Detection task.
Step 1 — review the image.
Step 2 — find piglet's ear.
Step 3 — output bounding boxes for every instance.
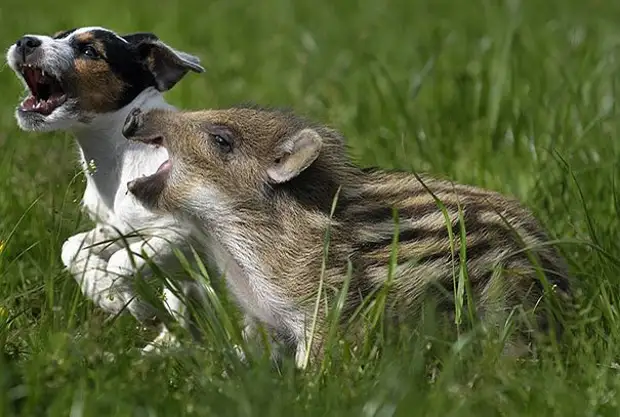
[267,128,323,184]
[124,32,205,91]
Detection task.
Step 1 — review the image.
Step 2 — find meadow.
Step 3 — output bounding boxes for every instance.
[1,0,620,415]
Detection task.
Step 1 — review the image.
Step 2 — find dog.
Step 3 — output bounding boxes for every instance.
[6,26,210,352]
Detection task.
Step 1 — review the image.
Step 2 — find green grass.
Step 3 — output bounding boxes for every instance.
[1,0,620,414]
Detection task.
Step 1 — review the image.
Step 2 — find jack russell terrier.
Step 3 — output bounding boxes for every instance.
[6,26,211,352]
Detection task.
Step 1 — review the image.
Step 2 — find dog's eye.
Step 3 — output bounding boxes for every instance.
[82,45,100,59]
[212,134,232,153]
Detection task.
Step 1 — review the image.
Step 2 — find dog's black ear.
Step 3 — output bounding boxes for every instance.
[122,32,159,44]
[124,32,205,91]
[52,28,77,39]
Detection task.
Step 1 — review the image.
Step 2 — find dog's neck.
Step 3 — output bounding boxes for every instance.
[72,87,171,158]
[70,87,175,214]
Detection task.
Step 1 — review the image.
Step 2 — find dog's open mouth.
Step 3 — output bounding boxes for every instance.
[18,64,67,116]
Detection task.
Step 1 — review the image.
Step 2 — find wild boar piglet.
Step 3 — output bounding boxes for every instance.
[123,106,572,368]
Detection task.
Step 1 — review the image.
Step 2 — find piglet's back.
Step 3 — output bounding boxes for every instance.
[333,167,571,329]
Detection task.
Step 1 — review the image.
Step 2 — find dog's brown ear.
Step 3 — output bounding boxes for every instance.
[124,33,205,91]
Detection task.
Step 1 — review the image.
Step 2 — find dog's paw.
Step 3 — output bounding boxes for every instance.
[61,232,91,269]
[93,289,129,316]
[233,344,249,363]
[141,327,180,355]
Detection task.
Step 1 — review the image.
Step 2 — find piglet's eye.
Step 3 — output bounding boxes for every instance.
[82,45,100,59]
[213,134,232,153]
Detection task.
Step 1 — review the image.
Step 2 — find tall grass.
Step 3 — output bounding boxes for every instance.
[1,0,620,414]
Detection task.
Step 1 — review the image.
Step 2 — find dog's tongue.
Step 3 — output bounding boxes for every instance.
[22,96,37,110]
[21,94,66,115]
[24,67,41,92]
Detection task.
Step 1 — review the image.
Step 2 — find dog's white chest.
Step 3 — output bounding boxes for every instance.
[81,175,114,225]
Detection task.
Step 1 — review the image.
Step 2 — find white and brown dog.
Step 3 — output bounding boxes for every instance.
[6,26,209,352]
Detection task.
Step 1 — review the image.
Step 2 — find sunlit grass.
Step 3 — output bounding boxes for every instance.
[1,0,620,415]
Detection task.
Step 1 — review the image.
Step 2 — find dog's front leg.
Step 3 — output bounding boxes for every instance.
[61,224,126,263]
[61,225,134,315]
[105,232,196,352]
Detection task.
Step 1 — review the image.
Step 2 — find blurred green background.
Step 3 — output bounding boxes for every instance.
[1,0,620,415]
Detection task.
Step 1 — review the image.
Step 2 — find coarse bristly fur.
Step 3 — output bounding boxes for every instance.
[6,26,210,353]
[122,105,574,369]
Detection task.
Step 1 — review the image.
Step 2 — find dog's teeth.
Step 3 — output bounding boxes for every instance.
[42,70,46,76]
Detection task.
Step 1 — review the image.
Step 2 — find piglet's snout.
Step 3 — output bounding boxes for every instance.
[122,107,165,147]
[122,107,144,139]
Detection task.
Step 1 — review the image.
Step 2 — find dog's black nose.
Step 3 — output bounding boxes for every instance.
[16,36,42,58]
